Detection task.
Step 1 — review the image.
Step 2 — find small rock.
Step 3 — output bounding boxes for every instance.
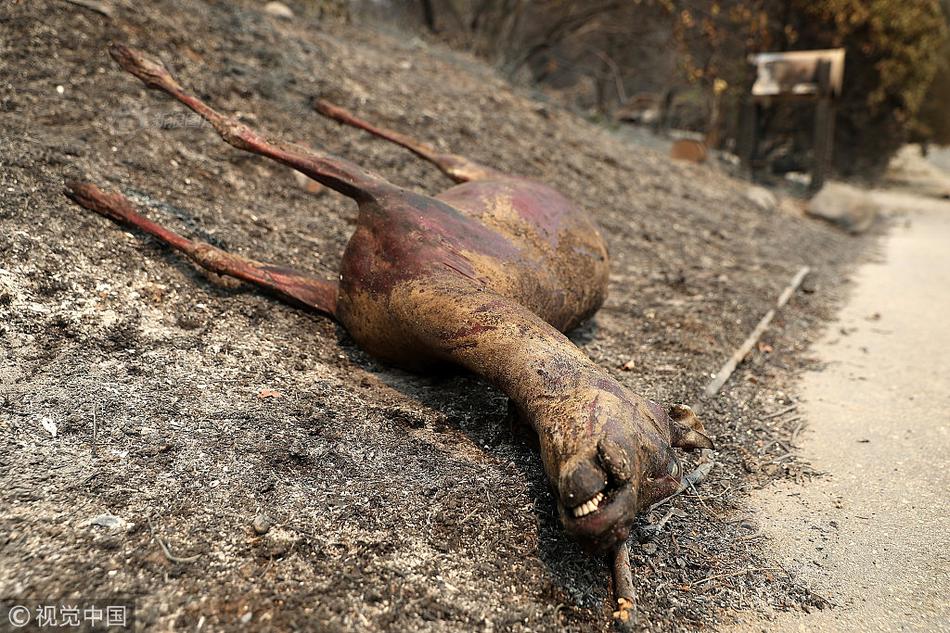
[293,170,325,195]
[806,182,879,234]
[263,1,294,19]
[263,527,297,557]
[745,185,777,212]
[670,138,707,163]
[801,272,818,294]
[176,313,203,330]
[40,417,57,438]
[222,170,245,190]
[85,513,130,531]
[252,514,272,535]
[641,542,657,555]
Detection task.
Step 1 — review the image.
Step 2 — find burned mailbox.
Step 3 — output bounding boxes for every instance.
[738,49,845,190]
[750,49,844,98]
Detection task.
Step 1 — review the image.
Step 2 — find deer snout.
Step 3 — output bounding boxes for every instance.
[597,436,635,483]
[558,453,607,511]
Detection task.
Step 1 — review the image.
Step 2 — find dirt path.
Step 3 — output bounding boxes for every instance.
[733,191,950,632]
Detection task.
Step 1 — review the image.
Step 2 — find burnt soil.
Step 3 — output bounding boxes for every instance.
[0,2,868,631]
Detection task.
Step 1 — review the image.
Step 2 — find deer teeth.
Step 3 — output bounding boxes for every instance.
[571,491,606,518]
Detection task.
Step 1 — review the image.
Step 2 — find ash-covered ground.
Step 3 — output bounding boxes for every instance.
[1,2,867,630]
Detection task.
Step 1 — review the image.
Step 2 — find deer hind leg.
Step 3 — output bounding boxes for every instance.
[65,182,338,317]
[108,44,395,204]
[314,99,502,184]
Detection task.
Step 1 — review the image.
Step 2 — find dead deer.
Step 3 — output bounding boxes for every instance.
[66,44,712,554]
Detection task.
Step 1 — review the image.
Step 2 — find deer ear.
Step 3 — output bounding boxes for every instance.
[640,473,681,507]
[668,404,714,451]
[674,428,714,451]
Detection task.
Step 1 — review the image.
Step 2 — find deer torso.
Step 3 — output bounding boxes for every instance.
[335,177,609,370]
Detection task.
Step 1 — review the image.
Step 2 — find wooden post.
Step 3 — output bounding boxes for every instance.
[737,97,758,177]
[653,88,675,136]
[811,60,834,192]
[419,0,437,32]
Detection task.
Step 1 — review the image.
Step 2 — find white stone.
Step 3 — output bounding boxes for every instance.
[263,1,294,19]
[745,185,777,212]
[807,181,879,234]
[85,514,131,531]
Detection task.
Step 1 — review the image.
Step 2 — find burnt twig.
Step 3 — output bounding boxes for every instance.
[690,566,781,587]
[761,404,798,420]
[91,404,98,458]
[790,419,806,444]
[638,507,676,541]
[147,517,201,564]
[704,266,811,397]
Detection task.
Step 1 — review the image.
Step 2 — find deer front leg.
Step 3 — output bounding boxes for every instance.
[65,182,338,316]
